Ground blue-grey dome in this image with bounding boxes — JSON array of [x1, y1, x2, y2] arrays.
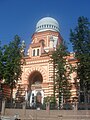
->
[[36, 17, 60, 32]]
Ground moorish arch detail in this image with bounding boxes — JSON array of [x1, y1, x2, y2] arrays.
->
[[24, 66, 47, 84]]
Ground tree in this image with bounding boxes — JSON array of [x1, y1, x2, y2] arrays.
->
[[70, 16, 90, 103], [51, 42, 71, 108], [0, 41, 4, 80], [0, 42, 3, 108], [3, 35, 24, 103]]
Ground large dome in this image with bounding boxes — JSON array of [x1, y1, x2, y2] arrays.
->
[[36, 17, 60, 32]]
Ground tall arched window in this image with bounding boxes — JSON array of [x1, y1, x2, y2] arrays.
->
[[37, 49, 39, 56], [33, 49, 35, 56]]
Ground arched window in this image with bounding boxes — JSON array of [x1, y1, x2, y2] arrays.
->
[[37, 49, 39, 56], [49, 25, 51, 27], [33, 49, 35, 56], [32, 93, 34, 103], [44, 25, 46, 28]]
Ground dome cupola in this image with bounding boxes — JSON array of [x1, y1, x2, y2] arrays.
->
[[36, 17, 60, 32]]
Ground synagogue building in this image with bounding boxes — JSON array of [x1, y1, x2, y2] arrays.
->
[[12, 17, 78, 107]]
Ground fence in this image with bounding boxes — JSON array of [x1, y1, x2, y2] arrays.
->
[[4, 101, 90, 110]]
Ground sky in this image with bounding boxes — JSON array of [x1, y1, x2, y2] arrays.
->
[[0, 0, 90, 52]]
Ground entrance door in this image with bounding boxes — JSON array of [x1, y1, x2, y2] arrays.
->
[[28, 71, 44, 108], [36, 91, 42, 108], [29, 90, 44, 108]]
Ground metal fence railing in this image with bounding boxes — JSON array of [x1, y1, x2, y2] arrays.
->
[[4, 101, 90, 110]]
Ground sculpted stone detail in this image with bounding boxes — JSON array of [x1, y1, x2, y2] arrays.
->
[[24, 66, 47, 83]]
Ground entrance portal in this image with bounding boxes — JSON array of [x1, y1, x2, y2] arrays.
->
[[29, 90, 44, 108], [27, 71, 44, 108], [36, 91, 42, 108]]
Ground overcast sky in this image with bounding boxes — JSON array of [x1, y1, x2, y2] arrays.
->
[[0, 0, 90, 52]]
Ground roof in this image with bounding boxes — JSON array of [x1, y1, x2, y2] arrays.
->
[[36, 17, 60, 32]]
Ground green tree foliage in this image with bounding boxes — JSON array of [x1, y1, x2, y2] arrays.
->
[[70, 16, 90, 102], [43, 96, 56, 109], [51, 42, 71, 108], [0, 41, 3, 80], [3, 35, 24, 102]]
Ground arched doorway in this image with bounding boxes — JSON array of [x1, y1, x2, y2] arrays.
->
[[27, 71, 44, 108], [36, 91, 42, 108], [29, 71, 43, 88]]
